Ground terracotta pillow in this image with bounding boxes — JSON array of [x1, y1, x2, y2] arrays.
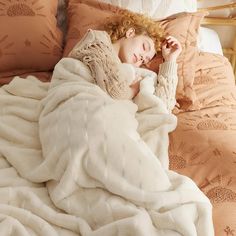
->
[[64, 0, 207, 106], [153, 12, 207, 106], [0, 0, 63, 78], [63, 0, 123, 56]]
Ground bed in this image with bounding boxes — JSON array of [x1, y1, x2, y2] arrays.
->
[[169, 2, 236, 235], [0, 0, 235, 235]]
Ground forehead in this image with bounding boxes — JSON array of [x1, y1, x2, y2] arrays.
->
[[136, 34, 155, 48], [136, 34, 153, 41]]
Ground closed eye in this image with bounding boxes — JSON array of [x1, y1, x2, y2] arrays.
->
[[143, 40, 150, 52], [142, 43, 145, 51]]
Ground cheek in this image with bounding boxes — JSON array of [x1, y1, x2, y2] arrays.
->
[[126, 38, 141, 51], [119, 39, 142, 63], [121, 44, 135, 61], [132, 40, 143, 52]]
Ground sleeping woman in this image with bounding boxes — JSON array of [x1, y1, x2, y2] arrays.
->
[[68, 11, 182, 113]]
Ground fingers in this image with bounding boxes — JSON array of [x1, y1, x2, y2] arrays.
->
[[161, 35, 182, 61], [166, 36, 181, 49], [161, 42, 167, 50]]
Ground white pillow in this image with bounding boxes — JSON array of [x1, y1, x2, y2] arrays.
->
[[98, 0, 158, 14], [99, 0, 197, 18], [151, 0, 197, 19], [197, 27, 223, 55]]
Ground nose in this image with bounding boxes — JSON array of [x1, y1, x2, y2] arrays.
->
[[139, 54, 150, 64]]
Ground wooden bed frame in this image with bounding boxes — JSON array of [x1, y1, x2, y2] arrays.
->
[[197, 1, 236, 79]]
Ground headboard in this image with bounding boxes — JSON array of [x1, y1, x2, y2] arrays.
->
[[197, 1, 236, 79]]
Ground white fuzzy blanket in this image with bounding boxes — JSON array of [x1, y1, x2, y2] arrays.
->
[[0, 58, 214, 235]]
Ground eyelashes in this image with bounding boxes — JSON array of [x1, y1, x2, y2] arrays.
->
[[139, 40, 153, 65], [142, 41, 150, 52], [143, 43, 145, 51]]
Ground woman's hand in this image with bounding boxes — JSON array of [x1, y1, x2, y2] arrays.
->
[[161, 36, 182, 62]]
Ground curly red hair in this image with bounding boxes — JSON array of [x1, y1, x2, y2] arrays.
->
[[105, 10, 165, 52]]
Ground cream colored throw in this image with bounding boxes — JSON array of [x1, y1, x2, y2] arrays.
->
[[0, 53, 215, 235]]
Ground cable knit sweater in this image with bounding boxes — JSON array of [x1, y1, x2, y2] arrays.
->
[[68, 29, 178, 112]]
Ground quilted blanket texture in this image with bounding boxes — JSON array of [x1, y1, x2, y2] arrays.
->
[[0, 58, 214, 235]]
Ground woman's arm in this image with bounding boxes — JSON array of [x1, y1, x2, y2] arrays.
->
[[154, 36, 182, 113], [154, 61, 178, 113]]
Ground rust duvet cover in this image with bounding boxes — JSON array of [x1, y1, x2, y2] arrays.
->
[[170, 52, 236, 236]]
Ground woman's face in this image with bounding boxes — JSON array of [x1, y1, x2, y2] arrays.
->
[[117, 28, 156, 67]]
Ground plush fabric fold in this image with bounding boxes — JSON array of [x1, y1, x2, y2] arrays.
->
[[0, 58, 214, 235]]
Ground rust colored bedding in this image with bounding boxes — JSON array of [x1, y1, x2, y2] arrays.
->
[[170, 52, 236, 235]]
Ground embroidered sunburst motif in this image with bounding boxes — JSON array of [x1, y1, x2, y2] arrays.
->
[[169, 133, 236, 170], [169, 141, 187, 169], [0, 34, 15, 58], [0, 0, 45, 17], [178, 112, 236, 131], [40, 32, 62, 56], [200, 175, 236, 204], [169, 136, 210, 170]]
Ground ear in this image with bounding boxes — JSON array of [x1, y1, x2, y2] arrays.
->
[[125, 28, 136, 38]]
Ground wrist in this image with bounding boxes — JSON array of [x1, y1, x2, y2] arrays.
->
[[164, 58, 177, 63]]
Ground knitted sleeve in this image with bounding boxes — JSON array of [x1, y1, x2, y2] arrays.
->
[[68, 30, 134, 100], [154, 61, 178, 113]]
